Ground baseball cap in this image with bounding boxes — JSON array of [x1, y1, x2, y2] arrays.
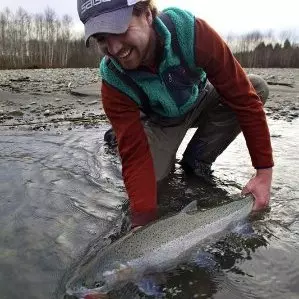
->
[[78, 0, 144, 46]]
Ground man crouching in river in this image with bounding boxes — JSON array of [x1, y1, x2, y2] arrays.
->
[[77, 0, 273, 227]]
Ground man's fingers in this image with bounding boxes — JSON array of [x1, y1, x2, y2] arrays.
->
[[241, 185, 251, 196]]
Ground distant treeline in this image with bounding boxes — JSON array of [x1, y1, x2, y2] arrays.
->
[[0, 7, 100, 69], [229, 31, 299, 68], [0, 7, 298, 70]]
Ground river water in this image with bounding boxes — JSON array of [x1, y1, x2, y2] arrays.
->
[[0, 118, 298, 299]]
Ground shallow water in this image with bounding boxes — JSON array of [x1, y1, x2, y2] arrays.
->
[[0, 119, 298, 299]]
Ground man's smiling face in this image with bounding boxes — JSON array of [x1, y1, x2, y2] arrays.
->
[[95, 10, 154, 70]]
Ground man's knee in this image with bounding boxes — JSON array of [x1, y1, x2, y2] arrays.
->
[[248, 74, 269, 104]]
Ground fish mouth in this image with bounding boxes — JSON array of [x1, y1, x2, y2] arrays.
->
[[65, 286, 108, 299]]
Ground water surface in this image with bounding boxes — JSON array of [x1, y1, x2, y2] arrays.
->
[[0, 119, 298, 299]]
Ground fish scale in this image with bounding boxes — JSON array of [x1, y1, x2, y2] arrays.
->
[[66, 195, 254, 297]]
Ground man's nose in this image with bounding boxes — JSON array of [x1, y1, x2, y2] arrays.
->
[[106, 35, 123, 56]]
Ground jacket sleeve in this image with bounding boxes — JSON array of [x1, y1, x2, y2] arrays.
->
[[194, 18, 274, 168], [101, 81, 157, 226]]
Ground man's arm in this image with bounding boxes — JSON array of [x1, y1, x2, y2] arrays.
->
[[101, 81, 157, 226], [194, 18, 273, 208]]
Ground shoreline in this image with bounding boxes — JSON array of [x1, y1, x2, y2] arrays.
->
[[0, 68, 298, 132]]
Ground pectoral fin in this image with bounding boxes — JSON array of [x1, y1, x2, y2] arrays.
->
[[136, 273, 166, 297]]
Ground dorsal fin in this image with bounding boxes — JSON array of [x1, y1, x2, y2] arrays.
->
[[181, 200, 198, 214]]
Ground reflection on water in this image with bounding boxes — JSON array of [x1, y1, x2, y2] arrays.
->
[[0, 119, 298, 299]]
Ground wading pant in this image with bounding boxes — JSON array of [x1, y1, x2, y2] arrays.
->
[[144, 74, 269, 182]]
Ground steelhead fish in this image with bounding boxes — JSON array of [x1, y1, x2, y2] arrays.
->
[[66, 195, 254, 298]]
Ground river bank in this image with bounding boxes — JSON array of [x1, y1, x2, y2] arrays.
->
[[0, 68, 298, 132]]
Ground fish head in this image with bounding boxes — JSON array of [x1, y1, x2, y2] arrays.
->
[[65, 285, 109, 299], [83, 261, 136, 291], [102, 262, 135, 285], [66, 263, 137, 299]]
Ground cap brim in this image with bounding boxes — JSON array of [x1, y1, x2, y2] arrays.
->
[[84, 6, 134, 47]]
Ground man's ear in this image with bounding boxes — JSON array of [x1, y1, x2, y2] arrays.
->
[[145, 8, 153, 25]]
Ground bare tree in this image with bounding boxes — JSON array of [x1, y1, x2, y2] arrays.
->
[[1, 6, 297, 69], [34, 13, 45, 65], [61, 14, 72, 67], [15, 7, 30, 65], [44, 7, 56, 66]]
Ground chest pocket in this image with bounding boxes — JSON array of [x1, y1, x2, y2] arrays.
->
[[162, 65, 200, 107]]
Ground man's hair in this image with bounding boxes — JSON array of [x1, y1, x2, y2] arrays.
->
[[133, 0, 158, 18]]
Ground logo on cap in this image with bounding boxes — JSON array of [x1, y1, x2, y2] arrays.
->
[[81, 0, 112, 15]]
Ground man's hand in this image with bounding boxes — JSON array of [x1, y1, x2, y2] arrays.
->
[[242, 168, 273, 211]]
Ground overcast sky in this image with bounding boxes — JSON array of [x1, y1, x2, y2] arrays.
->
[[1, 0, 299, 37]]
